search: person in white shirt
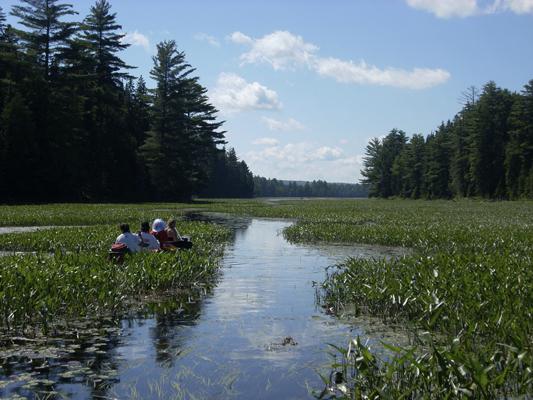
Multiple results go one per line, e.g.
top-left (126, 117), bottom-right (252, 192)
top-left (115, 223), bottom-right (140, 253)
top-left (138, 221), bottom-right (160, 251)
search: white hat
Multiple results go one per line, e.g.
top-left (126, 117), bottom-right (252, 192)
top-left (152, 218), bottom-right (166, 232)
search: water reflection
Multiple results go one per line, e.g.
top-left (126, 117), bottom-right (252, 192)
top-left (104, 216), bottom-right (406, 399)
top-left (1, 214), bottom-right (406, 399)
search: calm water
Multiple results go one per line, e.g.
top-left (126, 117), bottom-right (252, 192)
top-left (0, 216), bottom-right (406, 399)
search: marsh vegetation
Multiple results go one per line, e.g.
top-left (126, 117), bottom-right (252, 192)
top-left (0, 199), bottom-right (531, 398)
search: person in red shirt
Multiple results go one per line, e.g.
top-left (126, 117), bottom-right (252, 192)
top-left (151, 218), bottom-right (173, 250)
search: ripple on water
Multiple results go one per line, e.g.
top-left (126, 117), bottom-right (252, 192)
top-left (0, 215), bottom-right (410, 400)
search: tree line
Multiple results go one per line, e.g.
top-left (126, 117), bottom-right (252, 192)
top-left (0, 0), bottom-right (253, 202)
top-left (361, 80), bottom-right (533, 199)
top-left (253, 177), bottom-right (369, 198)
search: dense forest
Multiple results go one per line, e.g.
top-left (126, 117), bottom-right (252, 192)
top-left (0, 0), bottom-right (254, 202)
top-left (361, 80), bottom-right (533, 199)
top-left (253, 177), bottom-right (368, 198)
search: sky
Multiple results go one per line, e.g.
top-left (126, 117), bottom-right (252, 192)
top-left (3, 0), bottom-right (533, 183)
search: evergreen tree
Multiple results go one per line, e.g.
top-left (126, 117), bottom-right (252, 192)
top-left (361, 137), bottom-right (384, 197)
top-left (450, 111), bottom-right (474, 197)
top-left (10, 0), bottom-right (77, 79)
top-left (505, 80), bottom-right (533, 198)
top-left (381, 129), bottom-right (408, 197)
top-left (78, 0), bottom-right (135, 199)
top-left (8, 0), bottom-right (81, 200)
top-left (0, 92), bottom-right (39, 200)
top-left (424, 123), bottom-right (452, 198)
top-left (141, 40), bottom-right (224, 200)
top-left (401, 133), bottom-right (426, 198)
top-left (468, 82), bottom-right (514, 198)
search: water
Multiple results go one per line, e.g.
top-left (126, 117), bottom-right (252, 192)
top-left (0, 216), bottom-right (406, 399)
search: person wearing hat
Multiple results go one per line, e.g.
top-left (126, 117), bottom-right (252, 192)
top-left (151, 218), bottom-right (170, 247)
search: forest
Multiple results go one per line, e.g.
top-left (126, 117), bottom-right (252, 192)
top-left (0, 0), bottom-right (254, 202)
top-left (361, 80), bottom-right (533, 199)
top-left (253, 176), bottom-right (368, 198)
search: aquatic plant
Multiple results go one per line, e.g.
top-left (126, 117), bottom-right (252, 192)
top-left (0, 221), bottom-right (229, 333)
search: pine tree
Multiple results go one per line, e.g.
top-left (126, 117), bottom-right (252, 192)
top-left (361, 137), bottom-right (384, 197)
top-left (11, 0), bottom-right (77, 80)
top-left (79, 0), bottom-right (130, 85)
top-left (402, 133), bottom-right (426, 198)
top-left (78, 0), bottom-right (135, 199)
top-left (505, 80), bottom-right (533, 198)
top-left (450, 111), bottom-right (474, 197)
top-left (0, 7), bottom-right (6, 36)
top-left (8, 0), bottom-right (83, 200)
top-left (381, 129), bottom-right (407, 197)
top-left (141, 40), bottom-right (224, 200)
top-left (0, 92), bottom-right (39, 200)
top-left (424, 123), bottom-right (452, 198)
top-left (468, 82), bottom-right (514, 198)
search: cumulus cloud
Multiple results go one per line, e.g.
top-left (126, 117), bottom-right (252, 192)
top-left (121, 30), bottom-right (150, 52)
top-left (229, 31), bottom-right (253, 45)
top-left (230, 30), bottom-right (449, 90)
top-left (246, 142), bottom-right (344, 164)
top-left (245, 141), bottom-right (364, 182)
top-left (406, 0), bottom-right (533, 17)
top-left (211, 73), bottom-right (281, 113)
top-left (194, 33), bottom-right (220, 47)
top-left (233, 30), bottom-right (319, 70)
top-left (253, 137), bottom-right (280, 146)
top-left (489, 0), bottom-right (533, 13)
top-left (314, 146), bottom-right (343, 161)
top-left (261, 117), bottom-right (305, 132)
top-left (314, 57), bottom-right (451, 89)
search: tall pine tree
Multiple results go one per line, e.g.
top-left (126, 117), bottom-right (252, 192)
top-left (141, 40), bottom-right (224, 200)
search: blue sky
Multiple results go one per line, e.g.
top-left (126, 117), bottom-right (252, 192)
top-left (4, 0), bottom-right (533, 183)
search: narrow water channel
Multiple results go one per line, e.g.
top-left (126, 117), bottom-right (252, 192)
top-left (0, 216), bottom-right (405, 399)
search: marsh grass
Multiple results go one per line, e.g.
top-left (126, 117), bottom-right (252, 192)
top-left (195, 199), bottom-right (533, 398)
top-left (0, 220), bottom-right (229, 333)
top-left (1, 199), bottom-right (532, 397)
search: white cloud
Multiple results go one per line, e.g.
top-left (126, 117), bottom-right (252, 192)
top-left (405, 0), bottom-right (478, 18)
top-left (194, 33), bottom-right (220, 47)
top-left (246, 142), bottom-right (344, 164)
top-left (229, 31), bottom-right (253, 45)
top-left (245, 141), bottom-right (363, 182)
top-left (253, 137), bottom-right (280, 146)
top-left (314, 57), bottom-right (451, 89)
top-left (314, 146), bottom-right (343, 160)
top-left (406, 0), bottom-right (533, 17)
top-left (231, 30), bottom-right (450, 90)
top-left (122, 30), bottom-right (150, 52)
top-left (232, 30), bottom-right (318, 70)
top-left (210, 73), bottom-right (281, 113)
top-left (261, 117), bottom-right (305, 132)
top-left (489, 0), bottom-right (533, 13)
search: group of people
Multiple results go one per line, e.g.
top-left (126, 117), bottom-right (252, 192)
top-left (115, 218), bottom-right (182, 253)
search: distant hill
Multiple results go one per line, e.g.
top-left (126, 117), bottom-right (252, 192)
top-left (253, 176), bottom-right (369, 198)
